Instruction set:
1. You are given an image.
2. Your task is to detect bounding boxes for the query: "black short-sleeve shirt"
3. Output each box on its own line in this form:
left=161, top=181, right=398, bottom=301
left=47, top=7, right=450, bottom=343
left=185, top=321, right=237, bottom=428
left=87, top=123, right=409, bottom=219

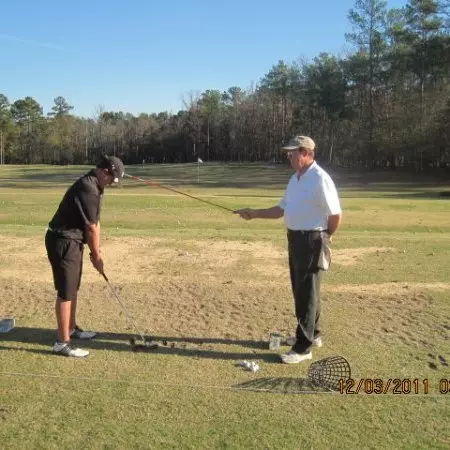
left=48, top=169, right=104, bottom=242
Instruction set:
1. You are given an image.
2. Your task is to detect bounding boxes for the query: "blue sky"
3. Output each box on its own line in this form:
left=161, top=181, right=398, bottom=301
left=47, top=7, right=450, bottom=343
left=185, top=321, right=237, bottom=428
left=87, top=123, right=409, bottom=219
left=1, top=0, right=407, bottom=117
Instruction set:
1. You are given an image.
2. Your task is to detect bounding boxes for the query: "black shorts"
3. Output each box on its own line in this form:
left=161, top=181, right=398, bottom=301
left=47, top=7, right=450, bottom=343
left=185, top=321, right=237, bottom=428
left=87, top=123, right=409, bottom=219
left=45, top=230, right=84, bottom=300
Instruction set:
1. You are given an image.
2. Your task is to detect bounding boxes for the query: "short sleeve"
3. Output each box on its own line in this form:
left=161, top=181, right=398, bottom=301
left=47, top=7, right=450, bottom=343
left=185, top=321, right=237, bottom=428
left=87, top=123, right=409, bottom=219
left=320, top=175, right=341, bottom=216
left=278, top=192, right=286, bottom=210
left=74, top=181, right=100, bottom=225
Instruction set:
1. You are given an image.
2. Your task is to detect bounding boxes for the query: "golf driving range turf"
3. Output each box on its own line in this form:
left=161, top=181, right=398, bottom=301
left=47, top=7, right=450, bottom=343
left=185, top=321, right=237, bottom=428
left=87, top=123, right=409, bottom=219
left=0, top=164, right=449, bottom=449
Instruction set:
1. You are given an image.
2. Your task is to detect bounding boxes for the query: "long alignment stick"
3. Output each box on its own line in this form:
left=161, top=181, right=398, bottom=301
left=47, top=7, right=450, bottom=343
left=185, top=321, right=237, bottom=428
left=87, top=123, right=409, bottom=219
left=124, top=173, right=235, bottom=213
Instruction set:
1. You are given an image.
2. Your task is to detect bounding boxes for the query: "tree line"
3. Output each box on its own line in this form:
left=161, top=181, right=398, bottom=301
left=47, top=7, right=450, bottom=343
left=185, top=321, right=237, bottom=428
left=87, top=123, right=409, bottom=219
left=0, top=0, right=449, bottom=169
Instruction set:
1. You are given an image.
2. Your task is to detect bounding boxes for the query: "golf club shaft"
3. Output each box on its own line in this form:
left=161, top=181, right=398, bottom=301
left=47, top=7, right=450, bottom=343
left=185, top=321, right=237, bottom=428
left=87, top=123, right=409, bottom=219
left=101, top=272, right=147, bottom=342
left=124, top=173, right=235, bottom=213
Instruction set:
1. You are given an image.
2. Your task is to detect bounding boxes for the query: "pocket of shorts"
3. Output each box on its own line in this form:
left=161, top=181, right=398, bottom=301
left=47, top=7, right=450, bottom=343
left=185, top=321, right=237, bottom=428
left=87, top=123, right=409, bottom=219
left=56, top=239, right=71, bottom=260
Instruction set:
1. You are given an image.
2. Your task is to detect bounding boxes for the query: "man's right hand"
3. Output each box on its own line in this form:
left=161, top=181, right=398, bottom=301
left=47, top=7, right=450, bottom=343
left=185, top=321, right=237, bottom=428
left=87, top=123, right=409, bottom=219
left=90, top=253, right=104, bottom=274
left=233, top=208, right=256, bottom=220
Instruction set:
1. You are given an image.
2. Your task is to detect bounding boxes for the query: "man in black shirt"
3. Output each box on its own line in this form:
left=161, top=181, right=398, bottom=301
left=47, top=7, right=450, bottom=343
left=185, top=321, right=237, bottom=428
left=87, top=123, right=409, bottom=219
left=45, top=155, right=124, bottom=357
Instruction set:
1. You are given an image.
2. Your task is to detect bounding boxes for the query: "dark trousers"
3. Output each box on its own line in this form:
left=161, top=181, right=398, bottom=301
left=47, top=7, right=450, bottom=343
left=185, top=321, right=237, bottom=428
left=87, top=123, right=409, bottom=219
left=287, top=229, right=323, bottom=354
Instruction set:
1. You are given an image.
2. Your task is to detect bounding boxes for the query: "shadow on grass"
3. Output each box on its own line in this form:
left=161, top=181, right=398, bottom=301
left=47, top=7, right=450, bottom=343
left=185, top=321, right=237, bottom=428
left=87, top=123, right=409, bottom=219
left=0, top=327, right=282, bottom=363
left=233, top=377, right=331, bottom=394
left=380, top=191, right=450, bottom=200
left=341, top=190, right=450, bottom=200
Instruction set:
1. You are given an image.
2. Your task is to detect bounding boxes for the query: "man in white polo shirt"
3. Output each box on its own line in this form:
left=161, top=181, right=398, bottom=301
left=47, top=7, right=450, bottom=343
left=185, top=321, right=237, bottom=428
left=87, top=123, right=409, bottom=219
left=234, top=135, right=342, bottom=364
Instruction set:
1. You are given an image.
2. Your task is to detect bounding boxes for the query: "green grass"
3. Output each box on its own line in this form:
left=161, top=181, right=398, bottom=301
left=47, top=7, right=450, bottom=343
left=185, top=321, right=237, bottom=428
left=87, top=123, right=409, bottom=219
left=0, top=163, right=449, bottom=449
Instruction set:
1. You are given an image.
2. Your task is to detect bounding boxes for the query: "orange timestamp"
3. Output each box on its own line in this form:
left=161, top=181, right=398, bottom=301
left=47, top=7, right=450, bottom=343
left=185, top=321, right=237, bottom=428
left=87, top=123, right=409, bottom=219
left=338, top=378, right=450, bottom=395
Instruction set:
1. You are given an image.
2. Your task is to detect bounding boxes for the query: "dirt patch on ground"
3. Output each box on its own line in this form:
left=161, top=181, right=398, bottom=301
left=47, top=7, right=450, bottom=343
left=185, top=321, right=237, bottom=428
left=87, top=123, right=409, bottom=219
left=328, top=282, right=450, bottom=296
left=1, top=235, right=448, bottom=346
left=327, top=289, right=450, bottom=354
left=331, top=247, right=394, bottom=266
left=0, top=236, right=288, bottom=282
left=0, top=236, right=395, bottom=285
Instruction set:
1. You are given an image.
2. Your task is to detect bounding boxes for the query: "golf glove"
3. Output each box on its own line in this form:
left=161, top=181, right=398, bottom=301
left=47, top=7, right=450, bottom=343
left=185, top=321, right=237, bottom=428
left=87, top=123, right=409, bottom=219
left=318, top=231, right=332, bottom=271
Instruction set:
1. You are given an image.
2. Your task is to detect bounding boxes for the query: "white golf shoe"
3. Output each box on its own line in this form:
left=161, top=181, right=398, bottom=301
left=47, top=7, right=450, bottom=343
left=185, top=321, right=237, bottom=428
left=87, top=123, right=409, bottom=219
left=53, top=342, right=89, bottom=358
left=280, top=350, right=313, bottom=364
left=70, top=325, right=97, bottom=340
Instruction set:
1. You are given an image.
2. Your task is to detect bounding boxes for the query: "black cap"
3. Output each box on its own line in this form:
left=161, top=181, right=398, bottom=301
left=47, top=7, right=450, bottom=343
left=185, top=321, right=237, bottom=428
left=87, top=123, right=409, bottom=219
left=97, top=155, right=125, bottom=182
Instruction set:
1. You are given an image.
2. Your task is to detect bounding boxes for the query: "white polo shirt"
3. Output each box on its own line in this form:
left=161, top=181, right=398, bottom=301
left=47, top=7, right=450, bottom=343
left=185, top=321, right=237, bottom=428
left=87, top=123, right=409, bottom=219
left=278, top=161, right=341, bottom=231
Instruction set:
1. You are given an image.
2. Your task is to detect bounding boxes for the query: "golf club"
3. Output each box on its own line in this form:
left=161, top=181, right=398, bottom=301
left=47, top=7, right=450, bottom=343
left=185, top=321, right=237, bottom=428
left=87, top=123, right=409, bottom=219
left=101, top=272, right=158, bottom=351
left=124, top=173, right=235, bottom=213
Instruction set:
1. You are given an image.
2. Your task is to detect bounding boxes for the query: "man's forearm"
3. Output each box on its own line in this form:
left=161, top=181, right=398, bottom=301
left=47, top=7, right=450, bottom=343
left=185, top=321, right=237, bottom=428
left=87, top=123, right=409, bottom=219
left=85, top=223, right=101, bottom=258
left=254, top=206, right=284, bottom=219
left=327, top=214, right=342, bottom=235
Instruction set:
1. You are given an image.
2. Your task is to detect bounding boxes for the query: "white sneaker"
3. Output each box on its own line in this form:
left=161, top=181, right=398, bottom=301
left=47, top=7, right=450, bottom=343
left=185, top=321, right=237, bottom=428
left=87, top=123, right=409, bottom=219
left=70, top=325, right=97, bottom=340
left=286, top=336, right=323, bottom=348
left=53, top=342, right=89, bottom=358
left=280, top=350, right=313, bottom=364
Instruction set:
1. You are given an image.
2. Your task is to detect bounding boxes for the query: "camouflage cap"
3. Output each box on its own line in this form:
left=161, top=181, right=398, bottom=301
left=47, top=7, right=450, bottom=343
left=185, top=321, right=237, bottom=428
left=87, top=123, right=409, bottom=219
left=280, top=135, right=316, bottom=152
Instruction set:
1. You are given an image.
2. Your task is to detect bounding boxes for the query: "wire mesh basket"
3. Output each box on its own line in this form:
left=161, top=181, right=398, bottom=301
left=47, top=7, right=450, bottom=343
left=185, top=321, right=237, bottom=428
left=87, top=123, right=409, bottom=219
left=308, top=356, right=351, bottom=391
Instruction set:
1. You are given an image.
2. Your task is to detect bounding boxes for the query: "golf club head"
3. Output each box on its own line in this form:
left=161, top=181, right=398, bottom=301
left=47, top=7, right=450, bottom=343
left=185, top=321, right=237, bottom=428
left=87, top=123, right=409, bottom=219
left=129, top=337, right=159, bottom=352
